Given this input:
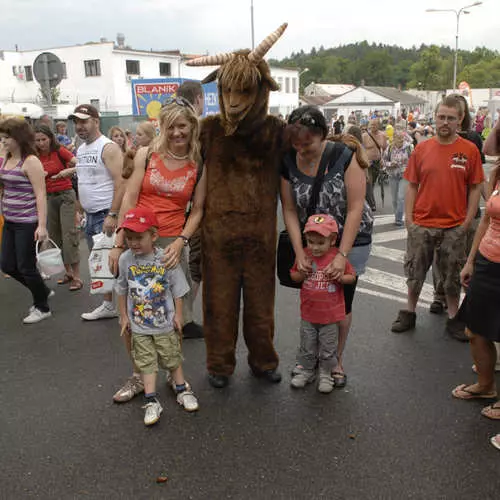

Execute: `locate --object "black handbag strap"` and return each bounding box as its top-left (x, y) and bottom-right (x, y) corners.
top-left (307, 141), bottom-right (334, 219)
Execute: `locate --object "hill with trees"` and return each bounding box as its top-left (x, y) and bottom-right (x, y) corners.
top-left (269, 42), bottom-right (500, 91)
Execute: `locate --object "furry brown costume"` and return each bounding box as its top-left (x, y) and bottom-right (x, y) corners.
top-left (187, 24), bottom-right (287, 383)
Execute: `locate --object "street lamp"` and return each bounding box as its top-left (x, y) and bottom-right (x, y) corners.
top-left (426, 2), bottom-right (482, 90)
top-left (250, 1), bottom-right (255, 49)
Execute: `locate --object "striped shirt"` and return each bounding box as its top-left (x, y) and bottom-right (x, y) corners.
top-left (0, 157), bottom-right (38, 223)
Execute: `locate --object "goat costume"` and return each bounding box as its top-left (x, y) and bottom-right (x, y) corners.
top-left (187, 24), bottom-right (287, 380)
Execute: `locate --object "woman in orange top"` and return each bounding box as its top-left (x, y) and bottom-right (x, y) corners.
top-left (108, 97), bottom-right (206, 404)
top-left (452, 157), bottom-right (500, 451)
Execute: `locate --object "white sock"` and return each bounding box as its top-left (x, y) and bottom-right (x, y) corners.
top-left (103, 300), bottom-right (114, 309)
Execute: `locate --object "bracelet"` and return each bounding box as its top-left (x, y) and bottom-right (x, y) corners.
top-left (107, 212), bottom-right (118, 218)
top-left (177, 235), bottom-right (189, 246)
top-left (338, 250), bottom-right (348, 258)
top-left (113, 244), bottom-right (125, 249)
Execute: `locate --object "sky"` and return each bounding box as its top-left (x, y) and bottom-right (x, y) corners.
top-left (0, 0), bottom-right (498, 59)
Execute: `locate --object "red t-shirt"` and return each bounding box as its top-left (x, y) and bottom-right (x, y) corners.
top-left (136, 152), bottom-right (198, 237)
top-left (40, 147), bottom-right (74, 194)
top-left (291, 247), bottom-right (355, 325)
top-left (404, 136), bottom-right (484, 228)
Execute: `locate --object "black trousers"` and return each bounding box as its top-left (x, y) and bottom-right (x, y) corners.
top-left (1, 221), bottom-right (50, 311)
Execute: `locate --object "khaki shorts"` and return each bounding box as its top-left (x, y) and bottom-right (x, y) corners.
top-left (131, 331), bottom-right (183, 374)
top-left (404, 224), bottom-right (466, 297)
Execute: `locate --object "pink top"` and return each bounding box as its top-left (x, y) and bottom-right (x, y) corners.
top-left (479, 185), bottom-right (500, 263)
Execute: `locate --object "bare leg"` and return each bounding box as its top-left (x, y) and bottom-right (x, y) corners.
top-left (64, 265), bottom-right (73, 277)
top-left (407, 288), bottom-right (420, 313)
top-left (170, 366), bottom-right (186, 386)
top-left (104, 292), bottom-right (113, 303)
top-left (122, 330), bottom-right (141, 375)
top-left (469, 331), bottom-right (497, 392)
top-left (445, 294), bottom-right (459, 318)
top-left (71, 262), bottom-right (81, 281)
top-left (142, 373), bottom-right (157, 395)
top-left (336, 313), bottom-right (352, 373)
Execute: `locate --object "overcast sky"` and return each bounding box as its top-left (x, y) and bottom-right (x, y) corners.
top-left (1, 0), bottom-right (498, 59)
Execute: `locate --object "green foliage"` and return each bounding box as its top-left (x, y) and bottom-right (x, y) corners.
top-left (274, 42), bottom-right (500, 90)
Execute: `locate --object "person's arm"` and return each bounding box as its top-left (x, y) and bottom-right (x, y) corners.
top-left (463, 183), bottom-right (481, 230)
top-left (102, 142), bottom-right (125, 234)
top-left (23, 155), bottom-right (48, 241)
top-left (325, 154), bottom-right (366, 280)
top-left (118, 294), bottom-right (130, 335)
top-left (339, 273), bottom-right (356, 285)
top-left (404, 182), bottom-right (418, 226)
top-left (173, 297), bottom-right (183, 333)
top-left (52, 153), bottom-right (77, 179)
top-left (483, 118), bottom-right (500, 155)
top-left (279, 177), bottom-right (311, 273)
top-left (162, 167), bottom-right (207, 269)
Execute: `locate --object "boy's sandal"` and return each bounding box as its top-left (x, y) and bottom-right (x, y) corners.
top-left (57, 274), bottom-right (73, 285)
top-left (69, 278), bottom-right (83, 291)
top-left (490, 434), bottom-right (500, 451)
top-left (452, 384), bottom-right (497, 400)
top-left (481, 402), bottom-right (500, 420)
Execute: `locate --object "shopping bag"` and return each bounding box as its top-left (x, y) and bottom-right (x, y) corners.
top-left (88, 232), bottom-right (115, 294)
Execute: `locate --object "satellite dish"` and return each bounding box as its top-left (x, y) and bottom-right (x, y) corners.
top-left (33, 52), bottom-right (63, 88)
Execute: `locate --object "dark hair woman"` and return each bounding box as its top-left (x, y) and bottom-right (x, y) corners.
top-left (0, 118), bottom-right (52, 323)
top-left (280, 105), bottom-right (373, 387)
top-left (34, 124), bottom-right (82, 290)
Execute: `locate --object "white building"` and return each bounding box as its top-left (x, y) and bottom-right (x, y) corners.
top-left (0, 35), bottom-right (299, 118)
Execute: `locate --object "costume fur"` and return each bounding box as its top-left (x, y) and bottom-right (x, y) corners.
top-left (188, 24), bottom-right (287, 377)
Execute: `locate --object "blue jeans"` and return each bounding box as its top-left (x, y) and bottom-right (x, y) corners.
top-left (389, 175), bottom-right (407, 224)
top-left (84, 209), bottom-right (109, 251)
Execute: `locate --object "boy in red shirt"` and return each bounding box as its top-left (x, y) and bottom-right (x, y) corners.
top-left (290, 214), bottom-right (356, 393)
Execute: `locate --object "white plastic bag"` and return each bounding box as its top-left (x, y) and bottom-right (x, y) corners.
top-left (36, 238), bottom-right (65, 277)
top-left (88, 232), bottom-right (115, 295)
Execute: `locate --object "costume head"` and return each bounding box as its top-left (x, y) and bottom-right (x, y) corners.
top-left (186, 23), bottom-right (287, 135)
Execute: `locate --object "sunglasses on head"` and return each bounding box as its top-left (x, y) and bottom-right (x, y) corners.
top-left (162, 96), bottom-right (195, 111)
top-left (291, 113), bottom-right (317, 128)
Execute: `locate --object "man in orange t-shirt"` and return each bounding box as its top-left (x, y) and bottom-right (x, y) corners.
top-left (391, 95), bottom-right (484, 337)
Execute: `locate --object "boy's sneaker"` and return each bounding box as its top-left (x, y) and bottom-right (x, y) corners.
top-left (290, 368), bottom-right (315, 389)
top-left (318, 369), bottom-right (335, 394)
top-left (113, 375), bottom-right (144, 403)
top-left (23, 308), bottom-right (52, 324)
top-left (176, 390), bottom-right (199, 412)
top-left (81, 303), bottom-right (118, 321)
top-left (142, 398), bottom-right (163, 426)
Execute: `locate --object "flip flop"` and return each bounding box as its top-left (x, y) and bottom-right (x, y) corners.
top-left (481, 402), bottom-right (500, 420)
top-left (57, 274), bottom-right (73, 285)
top-left (490, 434), bottom-right (500, 451)
top-left (332, 371), bottom-right (347, 388)
top-left (452, 384), bottom-right (497, 400)
top-left (69, 278), bottom-right (83, 291)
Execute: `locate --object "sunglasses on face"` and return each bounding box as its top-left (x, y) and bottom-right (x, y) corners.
top-left (162, 96), bottom-right (195, 112)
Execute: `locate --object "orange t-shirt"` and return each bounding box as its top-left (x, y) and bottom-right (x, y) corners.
top-left (404, 136), bottom-right (484, 228)
top-left (479, 186), bottom-right (500, 263)
top-left (136, 152), bottom-right (198, 236)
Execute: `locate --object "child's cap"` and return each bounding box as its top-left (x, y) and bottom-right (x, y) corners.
top-left (304, 214), bottom-right (338, 237)
top-left (119, 208), bottom-right (159, 233)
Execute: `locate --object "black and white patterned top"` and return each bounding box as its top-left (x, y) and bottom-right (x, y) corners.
top-left (282, 142), bottom-right (373, 247)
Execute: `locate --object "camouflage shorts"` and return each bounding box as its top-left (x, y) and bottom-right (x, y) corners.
top-left (404, 224), bottom-right (466, 297)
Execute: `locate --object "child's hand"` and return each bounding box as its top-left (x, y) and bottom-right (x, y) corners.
top-left (120, 316), bottom-right (131, 336)
top-left (173, 314), bottom-right (183, 334)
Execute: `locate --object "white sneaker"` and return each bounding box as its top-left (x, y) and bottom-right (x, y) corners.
top-left (291, 369), bottom-right (316, 389)
top-left (317, 369), bottom-right (335, 394)
top-left (142, 398), bottom-right (163, 426)
top-left (176, 390), bottom-right (199, 412)
top-left (29, 290), bottom-right (55, 314)
top-left (23, 308), bottom-right (52, 324)
top-left (81, 303), bottom-right (118, 321)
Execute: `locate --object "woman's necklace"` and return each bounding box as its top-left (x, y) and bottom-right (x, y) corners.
top-left (166, 149), bottom-right (188, 161)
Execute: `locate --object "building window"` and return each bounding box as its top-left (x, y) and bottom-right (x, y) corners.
top-left (285, 77), bottom-right (290, 93)
top-left (277, 76), bottom-right (283, 90)
top-left (12, 65), bottom-right (17, 76)
top-left (159, 62), bottom-right (171, 76)
top-left (61, 62), bottom-right (67, 79)
top-left (24, 66), bottom-right (33, 82)
top-left (90, 99), bottom-right (100, 110)
top-left (292, 77), bottom-right (297, 94)
top-left (126, 60), bottom-right (140, 75)
top-left (84, 59), bottom-right (101, 77)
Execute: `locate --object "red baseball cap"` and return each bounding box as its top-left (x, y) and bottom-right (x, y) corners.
top-left (119, 208), bottom-right (159, 233)
top-left (304, 214), bottom-right (339, 237)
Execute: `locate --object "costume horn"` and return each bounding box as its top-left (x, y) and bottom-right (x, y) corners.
top-left (185, 52), bottom-right (233, 67)
top-left (248, 22), bottom-right (288, 64)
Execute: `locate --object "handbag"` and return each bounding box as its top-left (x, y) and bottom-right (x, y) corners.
top-left (277, 142), bottom-right (335, 289)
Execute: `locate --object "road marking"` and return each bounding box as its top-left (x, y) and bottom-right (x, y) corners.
top-left (360, 267), bottom-right (435, 303)
top-left (372, 229), bottom-right (407, 244)
top-left (369, 245), bottom-right (405, 264)
top-left (356, 286), bottom-right (432, 307)
top-left (373, 215), bottom-right (397, 226)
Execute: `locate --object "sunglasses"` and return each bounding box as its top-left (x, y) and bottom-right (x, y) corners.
top-left (290, 113), bottom-right (318, 127)
top-left (162, 96), bottom-right (195, 112)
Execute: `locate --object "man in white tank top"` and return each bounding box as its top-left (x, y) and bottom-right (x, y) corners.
top-left (69, 104), bottom-right (124, 321)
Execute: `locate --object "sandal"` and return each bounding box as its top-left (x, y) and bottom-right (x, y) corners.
top-left (481, 402), bottom-right (500, 420)
top-left (69, 278), bottom-right (83, 291)
top-left (332, 371), bottom-right (347, 388)
top-left (57, 274), bottom-right (73, 285)
top-left (452, 384), bottom-right (497, 400)
top-left (490, 434), bottom-right (500, 451)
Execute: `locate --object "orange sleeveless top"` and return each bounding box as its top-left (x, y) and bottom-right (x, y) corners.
top-left (136, 152), bottom-right (197, 237)
top-left (479, 185), bottom-right (500, 263)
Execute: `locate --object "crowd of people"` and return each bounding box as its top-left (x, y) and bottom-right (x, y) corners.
top-left (0, 78), bottom-right (498, 448)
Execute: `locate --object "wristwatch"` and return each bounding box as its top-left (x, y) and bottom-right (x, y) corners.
top-left (177, 235), bottom-right (189, 246)
top-left (107, 212), bottom-right (118, 218)
top-left (113, 244), bottom-right (125, 249)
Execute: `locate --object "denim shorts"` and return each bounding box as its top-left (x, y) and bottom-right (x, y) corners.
top-left (348, 244), bottom-right (371, 276)
top-left (85, 209), bottom-right (109, 251)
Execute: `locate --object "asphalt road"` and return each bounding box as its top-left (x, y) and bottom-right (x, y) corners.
top-left (1, 183), bottom-right (499, 500)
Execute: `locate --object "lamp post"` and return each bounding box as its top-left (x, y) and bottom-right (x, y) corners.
top-left (426, 2), bottom-right (482, 90)
top-left (250, 0), bottom-right (255, 49)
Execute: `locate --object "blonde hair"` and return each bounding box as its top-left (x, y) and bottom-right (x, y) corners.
top-left (136, 121), bottom-right (156, 143)
top-left (108, 126), bottom-right (127, 153)
top-left (152, 103), bottom-right (200, 164)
